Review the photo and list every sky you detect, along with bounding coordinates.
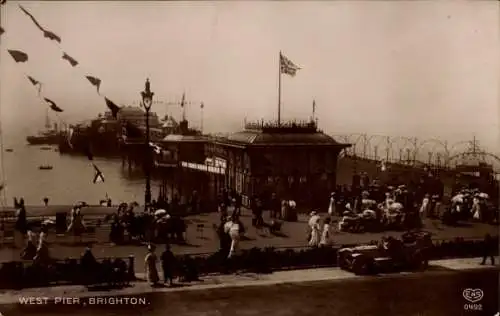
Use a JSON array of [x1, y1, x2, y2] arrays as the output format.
[[0, 1, 499, 154]]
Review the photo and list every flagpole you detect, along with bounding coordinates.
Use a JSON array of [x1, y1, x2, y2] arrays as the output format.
[[278, 51, 282, 126], [200, 103, 204, 133]]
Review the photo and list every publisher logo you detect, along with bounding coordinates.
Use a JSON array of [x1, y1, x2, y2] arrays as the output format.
[[463, 288, 484, 303]]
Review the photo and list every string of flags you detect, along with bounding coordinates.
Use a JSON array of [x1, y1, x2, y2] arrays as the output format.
[[6, 49, 62, 113], [18, 4, 61, 44], [2, 5, 114, 184], [2, 4, 202, 183], [16, 5, 108, 115]]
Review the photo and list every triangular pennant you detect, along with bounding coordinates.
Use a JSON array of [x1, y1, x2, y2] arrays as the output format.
[[62, 52, 78, 67], [86, 76, 101, 94], [43, 30, 61, 43], [44, 98, 63, 112], [92, 163, 105, 183], [8, 50, 28, 63], [27, 75, 39, 86], [27, 76, 42, 95], [104, 97, 121, 118]]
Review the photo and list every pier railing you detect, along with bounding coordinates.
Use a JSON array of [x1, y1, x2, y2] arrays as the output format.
[[331, 133, 500, 172]]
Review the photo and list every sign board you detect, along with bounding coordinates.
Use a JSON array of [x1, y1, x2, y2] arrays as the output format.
[[181, 161, 226, 175]]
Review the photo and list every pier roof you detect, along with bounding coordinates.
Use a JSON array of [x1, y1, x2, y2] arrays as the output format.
[[221, 120, 351, 147], [161, 134, 208, 143]]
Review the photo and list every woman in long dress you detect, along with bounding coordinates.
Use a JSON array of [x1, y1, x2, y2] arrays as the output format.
[[67, 207, 86, 242], [327, 193, 336, 216], [144, 244, 159, 285], [308, 211, 321, 247], [320, 217, 333, 246], [34, 226, 50, 265], [224, 216, 241, 258]]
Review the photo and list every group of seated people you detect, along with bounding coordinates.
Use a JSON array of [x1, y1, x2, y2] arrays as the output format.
[[336, 186, 423, 232], [106, 202, 187, 245], [447, 188, 498, 224]]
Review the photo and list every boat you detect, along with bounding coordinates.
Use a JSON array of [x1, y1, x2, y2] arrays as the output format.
[[5, 148, 13, 152], [38, 165, 53, 170], [40, 146, 53, 150], [26, 109, 61, 145]]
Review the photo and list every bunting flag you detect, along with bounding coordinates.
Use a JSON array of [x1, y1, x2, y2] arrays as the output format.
[[62, 52, 78, 67], [83, 143, 105, 183], [43, 30, 61, 43], [280, 52, 300, 77], [27, 75, 43, 95], [19, 5, 62, 43], [104, 98, 121, 118], [44, 98, 63, 112], [8, 50, 28, 63], [92, 163, 105, 183], [85, 76, 101, 94]]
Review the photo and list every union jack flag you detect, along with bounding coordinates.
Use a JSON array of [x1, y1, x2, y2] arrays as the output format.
[[280, 52, 300, 77]]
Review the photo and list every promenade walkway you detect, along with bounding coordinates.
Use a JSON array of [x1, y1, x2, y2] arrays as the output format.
[[1, 208, 497, 270], [0, 257, 497, 305]]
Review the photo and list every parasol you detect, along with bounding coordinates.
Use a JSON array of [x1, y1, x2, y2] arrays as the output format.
[[42, 219, 55, 225], [479, 192, 489, 199], [451, 194, 464, 203], [308, 215, 321, 227], [389, 202, 403, 210], [362, 209, 376, 218], [154, 209, 167, 217]]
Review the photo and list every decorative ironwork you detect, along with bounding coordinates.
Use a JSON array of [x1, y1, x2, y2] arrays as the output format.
[[332, 133, 500, 172]]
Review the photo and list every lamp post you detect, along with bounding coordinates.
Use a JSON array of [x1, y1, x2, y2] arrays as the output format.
[[141, 78, 154, 206]]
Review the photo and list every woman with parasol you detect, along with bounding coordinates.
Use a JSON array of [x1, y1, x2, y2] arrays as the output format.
[[308, 211, 321, 247]]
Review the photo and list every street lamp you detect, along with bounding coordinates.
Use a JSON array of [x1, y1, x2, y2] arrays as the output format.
[[141, 78, 154, 206]]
